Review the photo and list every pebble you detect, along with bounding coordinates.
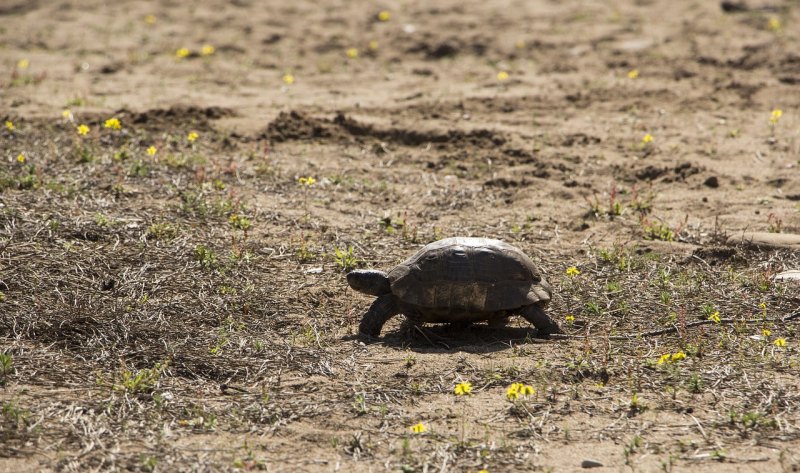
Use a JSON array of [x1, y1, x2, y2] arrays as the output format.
[[581, 459, 603, 468]]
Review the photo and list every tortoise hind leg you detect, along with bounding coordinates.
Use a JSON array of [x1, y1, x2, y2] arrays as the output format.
[[517, 304, 561, 337], [358, 294, 399, 338]]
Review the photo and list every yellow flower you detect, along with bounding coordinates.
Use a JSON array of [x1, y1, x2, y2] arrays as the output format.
[[201, 44, 215, 56], [761, 328, 772, 337], [187, 131, 199, 142], [368, 40, 379, 51], [566, 266, 581, 277], [657, 353, 670, 365], [671, 351, 686, 362], [377, 10, 390, 22], [346, 48, 359, 59], [454, 381, 472, 396], [768, 16, 782, 33], [77, 124, 90, 136], [298, 176, 317, 186], [283, 73, 295, 85], [506, 385, 520, 400], [565, 314, 575, 324], [176, 47, 190, 59], [627, 69, 639, 79], [515, 40, 526, 50], [103, 118, 121, 130], [519, 384, 535, 396], [5, 121, 14, 131], [497, 71, 509, 81], [62, 109, 73, 120], [770, 109, 782, 126], [410, 422, 427, 433], [708, 311, 720, 324], [144, 14, 156, 25], [146, 146, 157, 156], [16, 153, 25, 163], [478, 470, 489, 473], [774, 338, 786, 347], [17, 58, 29, 70], [642, 133, 653, 144]]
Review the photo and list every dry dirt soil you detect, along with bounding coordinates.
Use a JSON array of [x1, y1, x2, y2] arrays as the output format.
[[2, 0, 800, 471]]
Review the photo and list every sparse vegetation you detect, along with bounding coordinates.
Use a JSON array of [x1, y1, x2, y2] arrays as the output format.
[[2, 1, 800, 471]]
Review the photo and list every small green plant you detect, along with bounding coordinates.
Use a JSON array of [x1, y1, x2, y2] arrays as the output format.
[[94, 212, 117, 227], [623, 434, 643, 464], [195, 245, 217, 269], [353, 393, 368, 415], [333, 246, 359, 271], [113, 361, 167, 394], [228, 214, 252, 232], [128, 159, 149, 177], [585, 301, 604, 317], [2, 401, 28, 430], [296, 233, 316, 261], [146, 223, 178, 240], [687, 373, 703, 393], [629, 392, 646, 414], [0, 352, 12, 386], [641, 217, 678, 241]]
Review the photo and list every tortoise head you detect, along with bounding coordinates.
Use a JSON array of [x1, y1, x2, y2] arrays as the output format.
[[347, 270, 391, 296]]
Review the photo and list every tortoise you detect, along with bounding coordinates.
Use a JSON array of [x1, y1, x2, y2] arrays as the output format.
[[347, 237, 561, 338]]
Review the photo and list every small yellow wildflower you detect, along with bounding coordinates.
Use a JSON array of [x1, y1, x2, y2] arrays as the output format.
[[627, 69, 639, 79], [565, 314, 575, 324], [16, 153, 25, 163], [298, 176, 317, 186], [671, 351, 686, 362], [283, 73, 295, 85], [144, 14, 156, 25], [774, 338, 786, 347], [454, 381, 472, 396], [506, 383, 533, 401], [77, 124, 90, 136], [768, 16, 782, 33], [176, 47, 190, 59], [62, 109, 73, 120], [346, 48, 359, 59], [187, 131, 199, 142], [146, 146, 157, 156], [642, 133, 653, 144], [368, 40, 379, 51], [566, 266, 581, 277], [410, 422, 427, 434], [377, 10, 390, 22], [201, 44, 215, 56], [5, 121, 14, 131], [478, 470, 489, 473], [506, 385, 520, 400], [497, 71, 509, 81], [708, 310, 721, 323], [515, 39, 526, 50], [761, 328, 772, 337], [104, 118, 121, 130], [657, 353, 671, 365], [17, 58, 29, 70], [770, 109, 782, 126]]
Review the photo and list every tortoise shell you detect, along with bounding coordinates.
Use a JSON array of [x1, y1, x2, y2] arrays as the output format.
[[387, 237, 551, 312]]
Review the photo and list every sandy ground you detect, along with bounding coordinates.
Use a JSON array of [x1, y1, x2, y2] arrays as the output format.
[[2, 0, 800, 471]]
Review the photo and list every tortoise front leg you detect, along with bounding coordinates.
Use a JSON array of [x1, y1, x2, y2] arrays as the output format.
[[358, 294, 399, 338], [517, 304, 561, 337]]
